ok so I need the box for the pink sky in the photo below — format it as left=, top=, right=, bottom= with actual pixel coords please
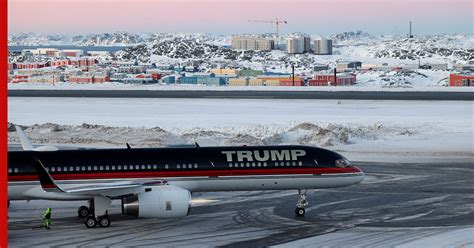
left=8, top=0, right=473, bottom=35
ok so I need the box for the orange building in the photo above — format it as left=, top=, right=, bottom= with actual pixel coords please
left=449, top=74, right=474, bottom=87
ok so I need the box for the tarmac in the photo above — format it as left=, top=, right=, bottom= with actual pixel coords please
left=8, top=161, right=474, bottom=247
left=8, top=89, right=474, bottom=101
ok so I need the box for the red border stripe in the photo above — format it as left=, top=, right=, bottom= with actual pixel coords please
left=1, top=0, right=8, bottom=245
left=9, top=167, right=361, bottom=182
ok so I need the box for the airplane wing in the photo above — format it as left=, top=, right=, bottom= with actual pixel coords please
left=32, top=158, right=166, bottom=198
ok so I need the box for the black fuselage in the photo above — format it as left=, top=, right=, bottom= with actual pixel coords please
left=8, top=145, right=350, bottom=182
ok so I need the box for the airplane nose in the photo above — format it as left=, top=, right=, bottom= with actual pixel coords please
left=354, top=166, right=365, bottom=181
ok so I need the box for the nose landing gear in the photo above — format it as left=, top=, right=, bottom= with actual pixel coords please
left=295, top=189, right=308, bottom=217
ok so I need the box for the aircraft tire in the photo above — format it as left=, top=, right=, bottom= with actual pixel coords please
left=98, top=216, right=111, bottom=228
left=78, top=206, right=90, bottom=218
left=295, top=207, right=305, bottom=216
left=85, top=216, right=97, bottom=228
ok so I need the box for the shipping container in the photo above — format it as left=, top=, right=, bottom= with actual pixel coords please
left=248, top=79, right=264, bottom=86
left=180, top=76, right=198, bottom=84
left=279, top=79, right=304, bottom=86
left=163, top=76, right=175, bottom=84
left=308, top=79, right=329, bottom=86
left=228, top=78, right=248, bottom=86
left=264, top=80, right=280, bottom=86
left=196, top=76, right=226, bottom=86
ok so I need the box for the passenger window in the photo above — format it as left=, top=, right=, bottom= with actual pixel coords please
left=142, top=165, right=146, bottom=170
left=147, top=165, right=151, bottom=169
left=13, top=168, right=18, bottom=173
left=194, top=164, right=198, bottom=168
left=57, top=167, right=62, bottom=172
left=135, top=165, right=139, bottom=170
left=69, top=166, right=74, bottom=171
left=63, top=167, right=68, bottom=172
left=8, top=168, right=12, bottom=173
left=152, top=165, right=157, bottom=170
left=51, top=167, right=56, bottom=172
left=106, top=166, right=110, bottom=170
left=112, top=166, right=116, bottom=170
left=165, top=164, right=169, bottom=169
left=100, top=166, right=104, bottom=170
left=94, top=166, right=98, bottom=171
left=177, top=164, right=180, bottom=169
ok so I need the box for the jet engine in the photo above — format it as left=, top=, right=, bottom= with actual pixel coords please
left=122, top=185, right=191, bottom=218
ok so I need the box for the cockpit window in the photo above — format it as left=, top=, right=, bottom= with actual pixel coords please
left=335, top=159, right=353, bottom=168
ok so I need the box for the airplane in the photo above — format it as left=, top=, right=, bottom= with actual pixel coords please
left=8, top=126, right=364, bottom=228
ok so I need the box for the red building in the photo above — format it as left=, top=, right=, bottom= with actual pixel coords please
left=69, top=75, right=110, bottom=83
left=279, top=79, right=304, bottom=86
left=51, top=59, right=72, bottom=67
left=70, top=58, right=97, bottom=67
left=310, top=73, right=356, bottom=86
left=92, top=76, right=110, bottom=83
left=11, top=75, right=29, bottom=83
left=449, top=74, right=474, bottom=87
left=15, top=62, right=50, bottom=69
left=151, top=73, right=161, bottom=80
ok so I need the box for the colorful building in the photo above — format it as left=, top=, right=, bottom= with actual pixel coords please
left=310, top=73, right=356, bottom=86
left=449, top=74, right=474, bottom=87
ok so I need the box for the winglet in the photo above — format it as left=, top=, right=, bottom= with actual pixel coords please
left=15, top=125, right=34, bottom=151
left=32, top=158, right=64, bottom=193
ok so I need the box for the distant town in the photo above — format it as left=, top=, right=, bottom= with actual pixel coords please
left=7, top=32, right=474, bottom=87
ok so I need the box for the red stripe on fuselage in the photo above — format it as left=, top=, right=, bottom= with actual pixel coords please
left=8, top=167, right=361, bottom=182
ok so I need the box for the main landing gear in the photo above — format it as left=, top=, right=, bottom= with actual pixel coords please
left=295, top=189, right=308, bottom=217
left=80, top=196, right=112, bottom=228
left=85, top=214, right=110, bottom=228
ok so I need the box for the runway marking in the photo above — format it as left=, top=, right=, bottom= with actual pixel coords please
left=387, top=210, right=435, bottom=222
left=361, top=174, right=424, bottom=185
left=305, top=196, right=376, bottom=213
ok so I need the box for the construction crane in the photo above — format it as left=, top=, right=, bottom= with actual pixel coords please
left=248, top=18, right=287, bottom=48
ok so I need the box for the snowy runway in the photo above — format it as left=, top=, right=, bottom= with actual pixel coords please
left=8, top=97, right=473, bottom=162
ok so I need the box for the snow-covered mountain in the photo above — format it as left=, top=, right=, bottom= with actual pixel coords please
left=372, top=35, right=473, bottom=62
left=71, top=32, right=145, bottom=46
left=8, top=33, right=72, bottom=46
left=115, top=32, right=472, bottom=71
left=8, top=32, right=146, bottom=46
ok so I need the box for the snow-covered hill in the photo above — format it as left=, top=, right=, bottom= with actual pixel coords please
left=8, top=32, right=146, bottom=46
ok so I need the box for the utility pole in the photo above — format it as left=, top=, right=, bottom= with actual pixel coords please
left=292, top=65, right=295, bottom=86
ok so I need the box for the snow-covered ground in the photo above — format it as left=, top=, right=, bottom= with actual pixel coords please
left=272, top=226, right=474, bottom=248
left=8, top=97, right=473, bottom=163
